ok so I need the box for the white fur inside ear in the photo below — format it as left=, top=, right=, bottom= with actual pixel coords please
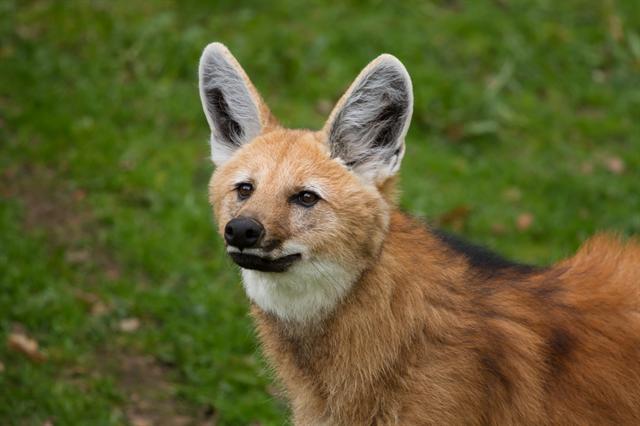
left=241, top=257, right=358, bottom=323
left=326, top=54, right=413, bottom=184
left=198, top=43, right=262, bottom=166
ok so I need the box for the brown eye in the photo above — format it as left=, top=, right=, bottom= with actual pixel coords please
left=236, top=182, right=253, bottom=200
left=295, top=191, right=320, bottom=207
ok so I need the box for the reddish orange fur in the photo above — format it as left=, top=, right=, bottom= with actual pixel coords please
left=253, top=213, right=640, bottom=425
left=211, top=134, right=640, bottom=424
left=201, top=44, right=640, bottom=424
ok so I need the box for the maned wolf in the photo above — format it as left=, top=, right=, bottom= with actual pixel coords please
left=198, top=42, right=640, bottom=425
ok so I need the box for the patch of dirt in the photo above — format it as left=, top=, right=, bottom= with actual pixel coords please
left=97, top=350, right=217, bottom=426
left=2, top=163, right=215, bottom=425
left=1, top=163, right=121, bottom=280
left=3, top=165, right=86, bottom=237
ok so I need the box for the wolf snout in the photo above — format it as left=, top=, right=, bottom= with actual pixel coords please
left=224, top=217, right=264, bottom=249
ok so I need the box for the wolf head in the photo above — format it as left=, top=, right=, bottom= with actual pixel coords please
left=199, top=43, right=413, bottom=323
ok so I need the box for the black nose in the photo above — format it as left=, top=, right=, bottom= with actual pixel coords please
left=224, top=217, right=264, bottom=249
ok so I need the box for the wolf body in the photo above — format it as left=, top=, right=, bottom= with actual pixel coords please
left=198, top=43, right=640, bottom=425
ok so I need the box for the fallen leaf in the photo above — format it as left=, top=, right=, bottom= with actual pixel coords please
left=579, top=161, right=594, bottom=175
left=65, top=365, right=88, bottom=378
left=91, top=302, right=110, bottom=316
left=105, top=265, right=121, bottom=281
left=119, top=318, right=141, bottom=333
left=7, top=332, right=46, bottom=362
left=75, top=291, right=111, bottom=316
left=129, top=416, right=151, bottom=426
left=604, top=156, right=625, bottom=174
left=437, top=205, right=471, bottom=232
left=503, top=187, right=522, bottom=202
left=491, top=223, right=507, bottom=235
left=65, top=249, right=90, bottom=264
left=516, top=213, right=534, bottom=231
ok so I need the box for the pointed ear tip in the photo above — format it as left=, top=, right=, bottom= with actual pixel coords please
left=200, top=42, right=233, bottom=64
left=368, top=54, right=412, bottom=86
left=377, top=53, right=400, bottom=62
left=203, top=42, right=229, bottom=54
left=375, top=54, right=409, bottom=72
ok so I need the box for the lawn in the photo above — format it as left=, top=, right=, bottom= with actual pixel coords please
left=1, top=1, right=639, bottom=424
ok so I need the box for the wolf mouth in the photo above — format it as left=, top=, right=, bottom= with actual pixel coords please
left=229, top=252, right=301, bottom=272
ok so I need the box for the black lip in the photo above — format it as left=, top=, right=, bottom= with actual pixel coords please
left=229, top=252, right=301, bottom=272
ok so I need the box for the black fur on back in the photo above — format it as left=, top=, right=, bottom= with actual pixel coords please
left=432, top=228, right=540, bottom=276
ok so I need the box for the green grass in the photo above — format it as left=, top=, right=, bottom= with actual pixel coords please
left=1, top=1, right=639, bottom=424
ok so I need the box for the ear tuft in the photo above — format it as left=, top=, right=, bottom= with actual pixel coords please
left=324, top=54, right=413, bottom=183
left=199, top=43, right=271, bottom=166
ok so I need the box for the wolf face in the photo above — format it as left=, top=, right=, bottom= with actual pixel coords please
left=199, top=43, right=413, bottom=323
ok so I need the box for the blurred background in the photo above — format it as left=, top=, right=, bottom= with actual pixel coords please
left=1, top=0, right=639, bottom=424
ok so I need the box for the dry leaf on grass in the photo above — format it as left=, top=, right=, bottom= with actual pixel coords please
left=7, top=332, right=46, bottom=362
left=91, top=302, right=110, bottom=316
left=75, top=290, right=111, bottom=317
left=579, top=161, right=594, bottom=175
left=65, top=249, right=90, bottom=264
left=74, top=290, right=100, bottom=305
left=437, top=205, right=471, bottom=232
left=516, top=213, right=534, bottom=231
left=503, top=187, right=522, bottom=202
left=129, top=416, right=152, bottom=426
left=119, top=318, right=141, bottom=333
left=491, top=223, right=507, bottom=235
left=604, top=156, right=625, bottom=175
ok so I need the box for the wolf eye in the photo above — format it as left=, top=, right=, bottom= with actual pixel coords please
left=294, top=191, right=320, bottom=207
left=236, top=182, right=254, bottom=200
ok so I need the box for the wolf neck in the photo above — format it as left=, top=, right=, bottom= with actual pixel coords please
left=250, top=211, right=472, bottom=418
left=250, top=212, right=546, bottom=423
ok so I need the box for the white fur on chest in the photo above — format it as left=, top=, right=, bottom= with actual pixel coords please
left=241, top=258, right=357, bottom=323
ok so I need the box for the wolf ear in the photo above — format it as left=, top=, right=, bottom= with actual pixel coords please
left=323, top=54, right=413, bottom=183
left=199, top=43, right=276, bottom=166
